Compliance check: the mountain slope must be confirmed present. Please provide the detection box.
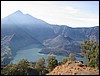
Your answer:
[1,35,14,64]
[51,25,99,41]
[39,35,80,56]
[39,25,99,56]
[1,10,56,52]
[47,61,99,75]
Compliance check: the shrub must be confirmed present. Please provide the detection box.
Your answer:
[81,40,99,69]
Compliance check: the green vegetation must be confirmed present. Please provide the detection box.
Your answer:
[59,53,75,65]
[1,59,39,75]
[16,59,29,75]
[46,56,58,72]
[35,57,48,75]
[81,40,99,69]
[1,64,17,75]
[1,56,58,75]
[68,53,76,61]
[62,57,68,64]
[58,57,68,65]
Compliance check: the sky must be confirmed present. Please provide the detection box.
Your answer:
[1,1,99,27]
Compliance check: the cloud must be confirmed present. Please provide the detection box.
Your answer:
[64,6,79,14]
[79,17,99,22]
[1,1,99,27]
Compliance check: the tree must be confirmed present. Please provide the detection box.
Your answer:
[58,57,69,65]
[16,59,29,75]
[59,53,75,65]
[46,56,58,72]
[1,59,38,75]
[35,57,45,66]
[1,64,17,75]
[68,53,76,61]
[81,40,99,69]
[62,57,69,64]
[35,57,48,75]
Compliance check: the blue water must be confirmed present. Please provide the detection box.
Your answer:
[11,45,86,64]
[75,57,86,64]
[11,47,64,64]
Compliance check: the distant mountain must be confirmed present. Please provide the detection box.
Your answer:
[39,25,99,56]
[1,10,99,64]
[1,10,56,52]
[51,25,99,41]
[43,35,76,47]
[39,35,80,56]
[1,10,57,64]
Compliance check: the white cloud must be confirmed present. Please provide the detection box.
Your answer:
[64,6,79,14]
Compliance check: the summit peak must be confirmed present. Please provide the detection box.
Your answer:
[14,10,23,14]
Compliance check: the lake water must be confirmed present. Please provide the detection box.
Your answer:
[11,45,86,64]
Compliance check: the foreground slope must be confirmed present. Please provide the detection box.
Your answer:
[47,61,99,75]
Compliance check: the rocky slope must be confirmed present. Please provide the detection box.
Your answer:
[40,35,80,56]
[47,61,99,75]
[1,35,14,64]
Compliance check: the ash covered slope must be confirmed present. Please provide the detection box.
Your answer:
[47,61,99,75]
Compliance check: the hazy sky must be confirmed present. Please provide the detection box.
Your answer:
[1,1,99,27]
